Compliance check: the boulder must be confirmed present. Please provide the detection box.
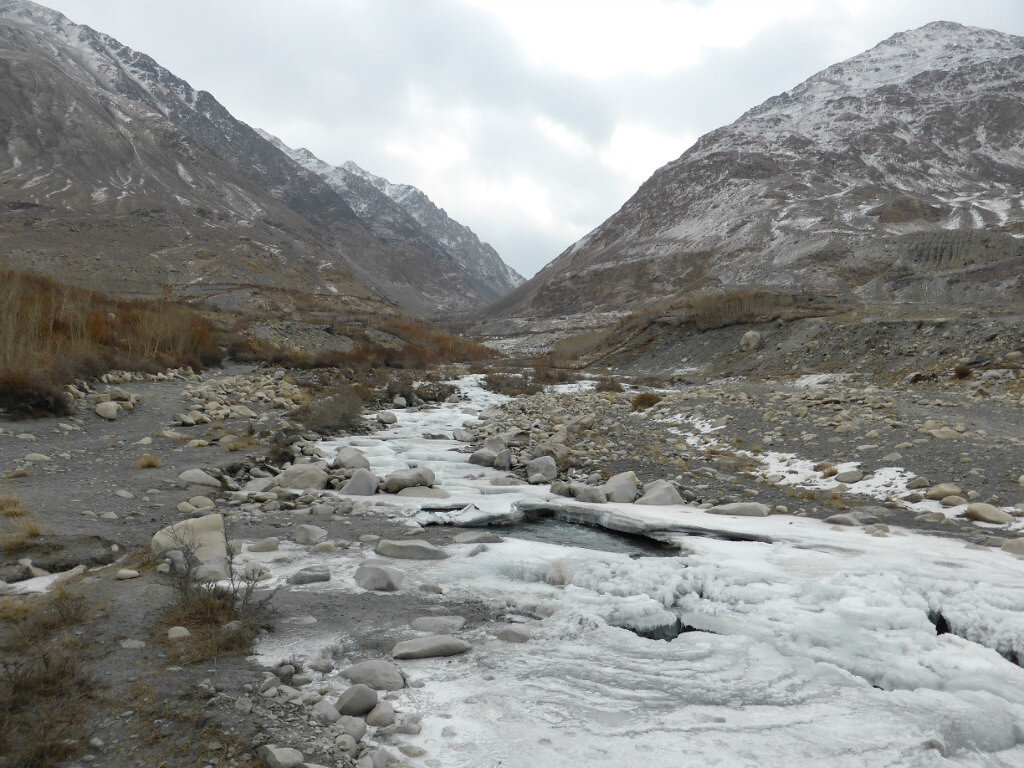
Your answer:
[257,745,304,768]
[454,531,503,544]
[335,684,378,716]
[966,503,1013,524]
[151,514,228,581]
[708,502,770,517]
[293,524,328,545]
[377,412,398,425]
[288,566,331,585]
[335,715,367,742]
[739,331,761,351]
[525,456,557,482]
[493,449,512,471]
[635,480,685,506]
[366,701,395,727]
[95,401,120,420]
[397,487,450,499]
[925,483,962,501]
[834,470,864,484]
[375,539,448,560]
[469,448,497,467]
[274,464,329,490]
[354,563,404,591]
[341,469,379,496]
[496,626,533,643]
[248,537,280,553]
[571,484,607,504]
[602,471,639,503]
[312,698,340,724]
[341,660,405,691]
[452,428,475,442]
[410,615,466,633]
[332,446,370,471]
[382,467,435,494]
[178,469,221,488]
[392,635,472,659]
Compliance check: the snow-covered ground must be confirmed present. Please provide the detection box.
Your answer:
[242,376,1024,768]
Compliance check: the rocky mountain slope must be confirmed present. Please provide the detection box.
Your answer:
[489,21,1024,322]
[0,0,516,317]
[261,133,523,304]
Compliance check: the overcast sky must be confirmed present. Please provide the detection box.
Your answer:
[42,0,1024,277]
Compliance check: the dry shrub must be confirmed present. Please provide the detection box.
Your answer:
[160,546,274,664]
[483,372,542,396]
[136,453,162,468]
[631,392,664,411]
[594,377,624,393]
[295,384,364,435]
[219,433,260,452]
[531,354,578,384]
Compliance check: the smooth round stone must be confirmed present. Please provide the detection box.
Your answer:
[392,635,471,659]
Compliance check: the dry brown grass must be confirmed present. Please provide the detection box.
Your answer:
[483,371,543,396]
[0,268,222,418]
[0,585,94,767]
[594,376,624,393]
[0,512,46,554]
[631,391,664,411]
[136,453,162,468]
[0,496,27,518]
[3,468,30,479]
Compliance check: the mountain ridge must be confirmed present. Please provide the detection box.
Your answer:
[0,0,520,317]
[487,20,1024,324]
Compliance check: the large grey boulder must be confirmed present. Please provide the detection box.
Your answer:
[382,467,436,494]
[151,513,228,581]
[95,401,120,420]
[635,480,685,506]
[335,715,367,742]
[410,615,466,633]
[482,436,506,454]
[335,684,378,716]
[602,471,639,503]
[287,565,331,585]
[375,539,448,560]
[354,563,404,591]
[312,698,340,724]
[274,464,329,490]
[365,701,395,727]
[966,503,1013,524]
[332,446,370,471]
[739,330,761,351]
[469,448,498,467]
[257,745,304,768]
[571,484,607,504]
[341,660,405,691]
[341,469,379,496]
[926,483,963,501]
[708,502,770,517]
[293,524,328,545]
[392,635,471,659]
[525,456,557,482]
[178,468,221,488]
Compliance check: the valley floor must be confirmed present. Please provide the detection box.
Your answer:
[3,354,1024,767]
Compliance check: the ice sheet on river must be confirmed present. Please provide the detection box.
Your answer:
[244,374,1024,767]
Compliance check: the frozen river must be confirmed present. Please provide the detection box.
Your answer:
[241,375,1024,767]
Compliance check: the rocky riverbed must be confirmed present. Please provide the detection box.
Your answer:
[4,362,1024,767]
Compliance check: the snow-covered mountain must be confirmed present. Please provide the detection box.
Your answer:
[491,21,1024,320]
[0,0,517,316]
[260,133,523,303]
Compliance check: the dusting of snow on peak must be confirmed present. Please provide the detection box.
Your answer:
[494,21,1024,319]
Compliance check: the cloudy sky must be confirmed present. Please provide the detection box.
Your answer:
[43,0,1024,277]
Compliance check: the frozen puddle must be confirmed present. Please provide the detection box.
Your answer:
[240,375,1024,767]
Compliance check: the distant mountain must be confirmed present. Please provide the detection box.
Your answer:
[491,21,1024,321]
[260,133,523,303]
[0,0,518,316]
